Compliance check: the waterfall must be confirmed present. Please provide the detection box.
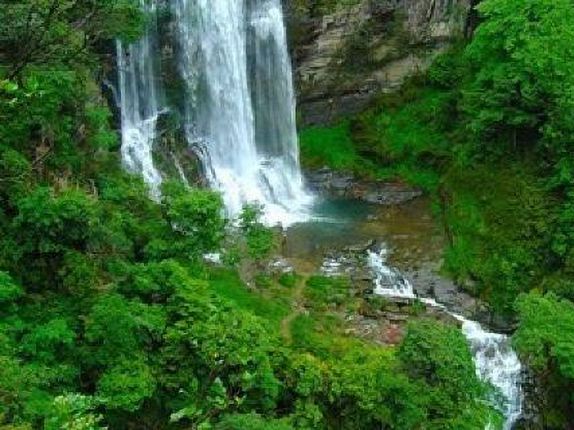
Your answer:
[117,0,164,197]
[368,248,523,429]
[173,0,313,225]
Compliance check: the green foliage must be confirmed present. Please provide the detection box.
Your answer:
[14,187,98,254]
[463,0,574,155]
[441,164,552,312]
[0,272,22,304]
[299,121,379,177]
[514,292,574,428]
[398,320,493,428]
[161,180,226,257]
[96,358,156,411]
[515,292,574,377]
[209,269,290,329]
[161,278,282,426]
[295,0,574,422]
[215,413,295,430]
[327,348,425,430]
[20,319,75,363]
[0,0,144,79]
[44,394,105,430]
[278,273,298,289]
[515,293,574,372]
[0,0,532,428]
[239,204,274,261]
[85,294,166,364]
[305,276,350,309]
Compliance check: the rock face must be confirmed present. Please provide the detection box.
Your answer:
[306,167,423,203]
[285,0,472,125]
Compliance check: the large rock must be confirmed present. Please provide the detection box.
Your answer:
[286,0,473,125]
[306,167,423,204]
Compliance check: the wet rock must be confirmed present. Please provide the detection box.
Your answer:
[345,239,376,253]
[350,268,374,282]
[331,175,354,191]
[267,258,295,275]
[514,368,544,430]
[364,186,423,205]
[382,312,409,322]
[306,169,423,205]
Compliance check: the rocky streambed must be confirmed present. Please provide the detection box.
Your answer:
[280,187,493,323]
[263,186,529,429]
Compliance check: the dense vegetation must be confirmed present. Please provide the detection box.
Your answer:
[0,1,502,430]
[2,0,574,428]
[300,0,574,426]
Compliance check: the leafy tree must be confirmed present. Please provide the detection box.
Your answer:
[44,394,105,430]
[0,0,143,80]
[158,181,226,259]
[215,413,295,430]
[463,0,574,153]
[96,358,156,412]
[398,320,495,429]
[0,272,22,305]
[327,349,425,430]
[160,277,281,427]
[85,293,165,365]
[239,204,274,261]
[514,292,574,427]
[8,187,99,290]
[20,319,75,363]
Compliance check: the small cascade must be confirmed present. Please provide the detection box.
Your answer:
[462,320,523,430]
[173,0,313,225]
[369,248,523,429]
[367,248,415,298]
[117,0,164,197]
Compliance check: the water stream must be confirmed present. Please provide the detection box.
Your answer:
[368,248,523,430]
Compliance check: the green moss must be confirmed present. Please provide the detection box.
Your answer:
[299,121,381,177]
[209,268,290,327]
[290,313,371,360]
[278,272,298,288]
[441,163,553,313]
[305,276,350,310]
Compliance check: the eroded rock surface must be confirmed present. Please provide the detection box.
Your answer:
[306,167,423,204]
[286,0,472,124]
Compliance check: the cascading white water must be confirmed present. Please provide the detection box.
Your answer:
[462,319,523,430]
[367,248,416,298]
[117,0,164,197]
[368,248,523,430]
[173,0,312,225]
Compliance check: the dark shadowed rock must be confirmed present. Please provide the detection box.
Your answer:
[306,168,423,204]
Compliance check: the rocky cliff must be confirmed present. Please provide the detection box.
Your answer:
[285,0,474,125]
